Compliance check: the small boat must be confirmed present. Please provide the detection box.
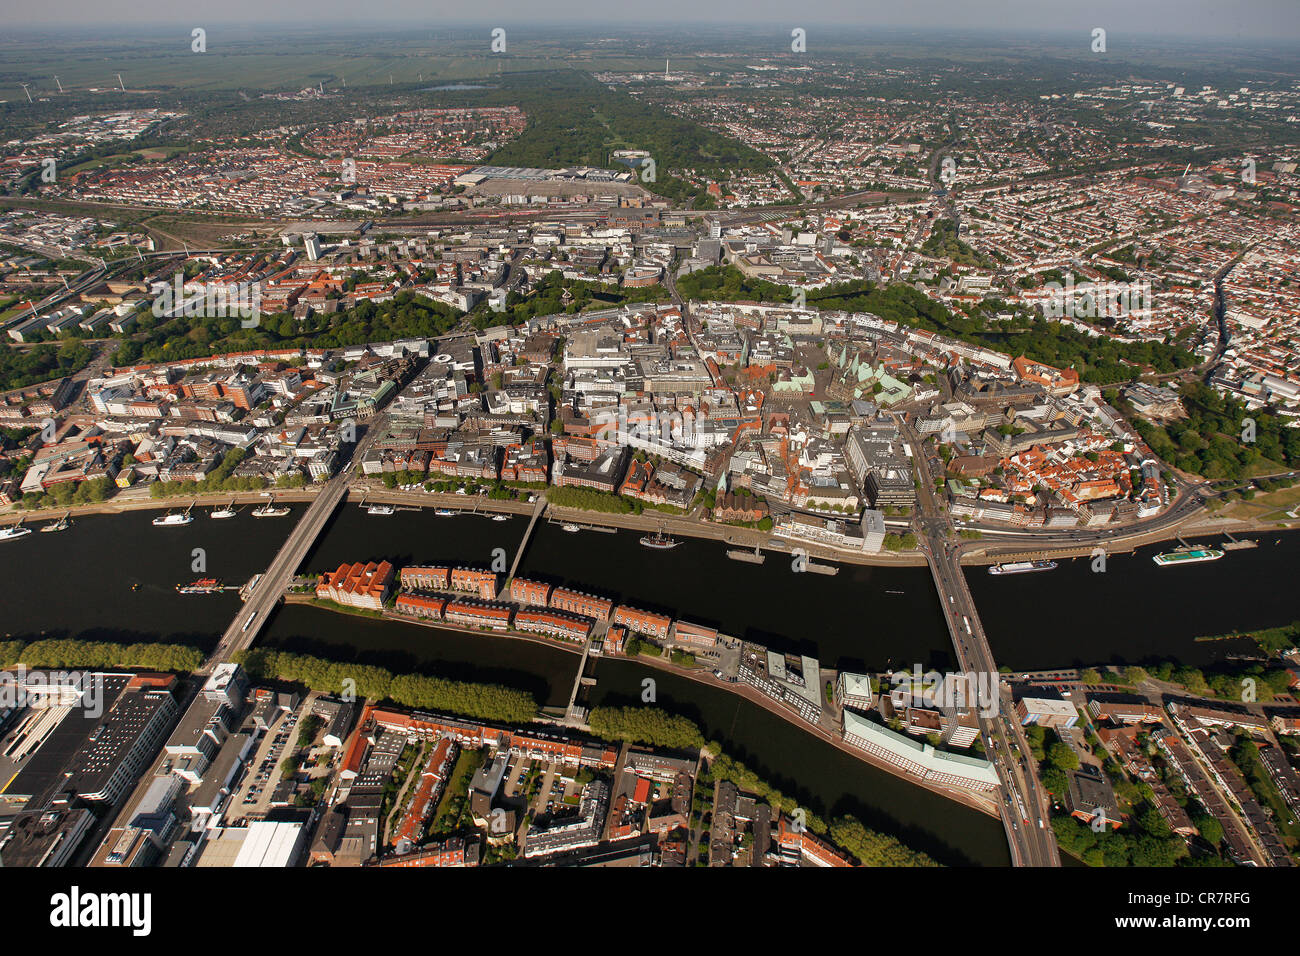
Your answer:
[561,523,581,533]
[434,508,457,516]
[152,511,193,527]
[40,512,72,533]
[491,513,510,522]
[252,503,291,518]
[211,500,237,519]
[988,560,1058,576]
[0,521,32,541]
[366,503,396,516]
[640,530,681,550]
[177,577,223,594]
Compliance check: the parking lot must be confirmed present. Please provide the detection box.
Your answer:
[229,703,308,821]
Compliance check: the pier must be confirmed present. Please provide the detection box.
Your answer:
[547,516,617,533]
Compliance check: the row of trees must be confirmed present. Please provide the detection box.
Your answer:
[236,648,538,724]
[18,475,115,511]
[545,485,639,514]
[1081,662,1293,702]
[0,639,204,672]
[148,448,270,498]
[587,705,706,750]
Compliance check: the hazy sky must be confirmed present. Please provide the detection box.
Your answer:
[5,0,1299,42]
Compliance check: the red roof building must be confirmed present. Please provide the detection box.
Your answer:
[513,607,592,642]
[395,593,447,620]
[317,561,394,610]
[550,587,613,622]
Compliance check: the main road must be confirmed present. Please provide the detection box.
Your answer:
[899,415,1061,866]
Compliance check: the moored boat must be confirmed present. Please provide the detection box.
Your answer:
[0,521,32,541]
[152,511,193,527]
[640,530,681,550]
[1152,546,1224,567]
[177,577,223,594]
[40,512,72,532]
[988,560,1058,576]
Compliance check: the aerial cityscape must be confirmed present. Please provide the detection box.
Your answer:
[0,1,1298,923]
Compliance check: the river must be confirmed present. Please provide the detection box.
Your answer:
[4,505,1297,865]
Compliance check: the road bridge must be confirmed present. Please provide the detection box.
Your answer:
[900,415,1060,867]
[206,415,388,671]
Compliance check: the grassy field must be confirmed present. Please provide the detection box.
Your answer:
[1218,485,1300,523]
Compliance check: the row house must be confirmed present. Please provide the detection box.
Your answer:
[444,599,513,631]
[613,604,672,641]
[513,608,593,643]
[450,568,498,600]
[550,587,613,622]
[509,578,553,607]
[394,593,447,620]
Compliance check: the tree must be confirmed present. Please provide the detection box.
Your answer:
[1048,742,1080,772]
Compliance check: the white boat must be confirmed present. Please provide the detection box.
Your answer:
[0,522,32,541]
[152,512,193,527]
[252,503,291,518]
[366,503,396,516]
[988,560,1058,576]
[434,508,457,516]
[1152,546,1224,567]
[211,500,237,519]
[491,513,510,522]
[562,523,581,533]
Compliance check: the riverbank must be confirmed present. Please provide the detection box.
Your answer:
[0,488,320,525]
[8,479,1293,574]
[284,592,1000,818]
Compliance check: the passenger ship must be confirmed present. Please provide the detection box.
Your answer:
[988,560,1058,576]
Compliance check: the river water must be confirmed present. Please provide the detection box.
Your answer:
[3,503,1296,865]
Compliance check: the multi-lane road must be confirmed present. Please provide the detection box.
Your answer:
[901,415,1061,866]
